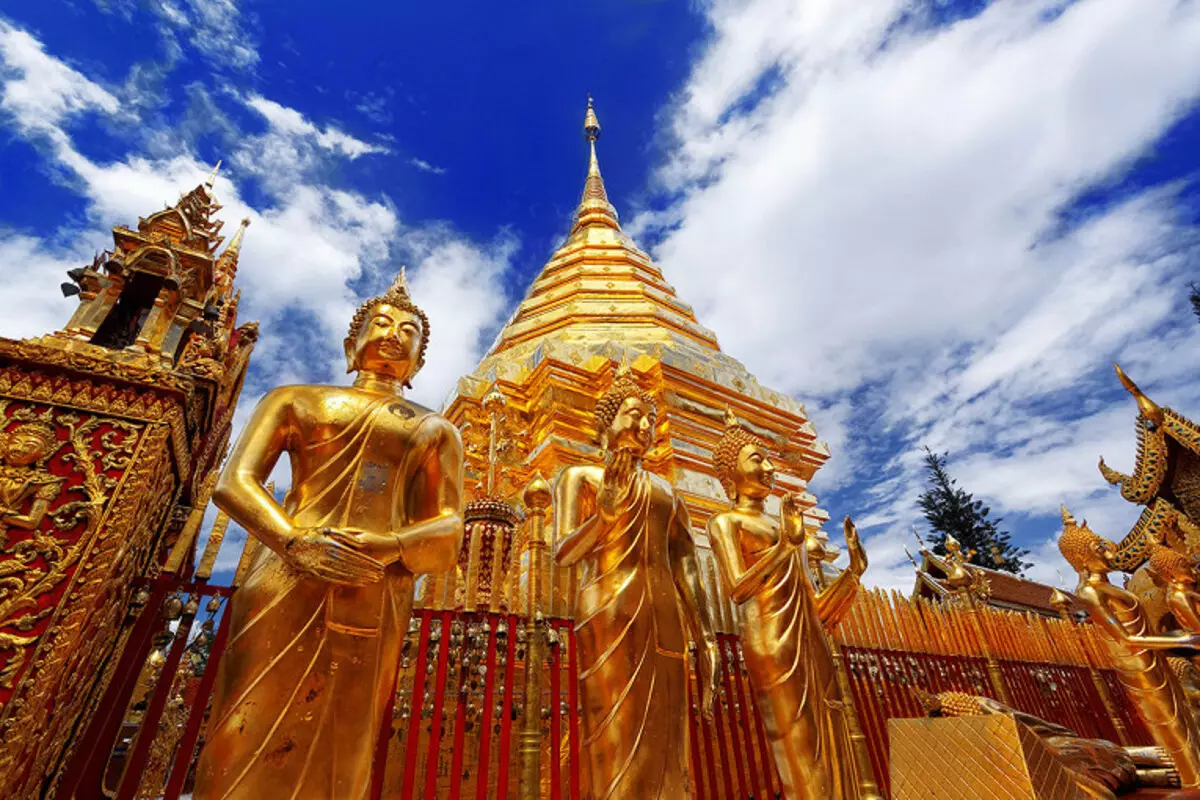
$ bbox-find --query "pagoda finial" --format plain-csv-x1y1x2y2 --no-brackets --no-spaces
206,160,222,191
216,217,250,281
572,95,619,234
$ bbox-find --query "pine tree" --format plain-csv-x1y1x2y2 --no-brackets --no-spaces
917,447,1030,575
1190,282,1200,322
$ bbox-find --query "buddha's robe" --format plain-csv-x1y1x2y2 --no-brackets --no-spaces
710,527,862,800
558,468,697,800
1093,589,1200,787
194,390,460,799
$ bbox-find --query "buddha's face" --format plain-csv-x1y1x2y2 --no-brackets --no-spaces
346,303,424,381
604,396,655,456
732,442,775,500
4,430,54,467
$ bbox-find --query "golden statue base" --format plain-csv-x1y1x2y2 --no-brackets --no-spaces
890,716,1099,800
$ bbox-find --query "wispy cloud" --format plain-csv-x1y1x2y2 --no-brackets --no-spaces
641,0,1200,590
410,157,447,175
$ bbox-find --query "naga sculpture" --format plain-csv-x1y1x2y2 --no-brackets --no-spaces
553,364,719,799
193,271,464,799
1058,505,1200,787
705,410,871,798
1099,364,1200,571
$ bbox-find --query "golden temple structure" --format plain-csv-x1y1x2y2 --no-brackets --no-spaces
1,99,1198,800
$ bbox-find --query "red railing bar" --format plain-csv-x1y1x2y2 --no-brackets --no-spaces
692,651,722,800
686,654,707,800
448,615,472,800
725,641,763,799
423,610,455,800
163,597,236,800
400,611,434,800
550,625,562,800
474,614,501,800
709,644,736,800
566,624,581,800
117,601,200,800
495,614,519,797
717,638,749,799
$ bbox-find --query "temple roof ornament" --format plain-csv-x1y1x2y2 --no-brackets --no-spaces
573,96,619,234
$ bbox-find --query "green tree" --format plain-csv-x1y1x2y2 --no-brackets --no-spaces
917,447,1030,575
1190,282,1200,322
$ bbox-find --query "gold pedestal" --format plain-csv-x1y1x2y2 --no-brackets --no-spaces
889,716,1095,800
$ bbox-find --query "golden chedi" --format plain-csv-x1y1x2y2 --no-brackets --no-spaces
553,366,719,799
705,410,870,799
194,271,464,799
1058,505,1200,787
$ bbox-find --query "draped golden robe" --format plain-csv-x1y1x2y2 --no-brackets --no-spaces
562,469,694,800
195,391,460,799
716,531,862,799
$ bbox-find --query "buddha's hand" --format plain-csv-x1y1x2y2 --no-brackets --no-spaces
327,529,402,568
781,494,805,546
597,448,636,523
844,516,868,575
699,640,719,721
285,528,385,586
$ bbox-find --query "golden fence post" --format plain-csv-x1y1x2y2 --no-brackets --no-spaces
519,473,552,800
828,630,883,799
964,594,1014,705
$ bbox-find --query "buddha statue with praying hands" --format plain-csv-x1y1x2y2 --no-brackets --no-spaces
194,271,464,800
706,409,872,799
553,363,720,799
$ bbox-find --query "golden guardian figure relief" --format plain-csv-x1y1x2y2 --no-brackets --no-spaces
705,409,872,799
193,271,464,800
553,365,720,800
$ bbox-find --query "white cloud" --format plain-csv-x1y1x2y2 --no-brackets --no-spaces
410,158,447,175
643,0,1200,588
0,21,119,137
157,0,259,70
0,20,515,439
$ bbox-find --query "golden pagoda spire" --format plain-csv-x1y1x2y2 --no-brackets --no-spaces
572,96,620,234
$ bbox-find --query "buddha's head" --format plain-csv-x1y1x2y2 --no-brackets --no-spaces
3,421,57,467
1058,505,1116,575
595,367,656,457
714,409,775,503
344,269,429,387
1149,544,1195,587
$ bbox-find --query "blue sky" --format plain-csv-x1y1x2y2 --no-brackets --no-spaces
1,0,1198,590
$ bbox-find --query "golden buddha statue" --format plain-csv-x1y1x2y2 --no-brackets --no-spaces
1058,505,1200,787
0,420,62,549
1148,542,1200,632
553,365,719,799
193,271,464,799
705,411,869,799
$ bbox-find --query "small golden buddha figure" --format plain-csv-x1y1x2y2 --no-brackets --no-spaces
706,411,868,799
194,272,464,799
0,420,62,549
918,534,989,604
1059,505,1200,787
553,366,719,799
1148,542,1200,632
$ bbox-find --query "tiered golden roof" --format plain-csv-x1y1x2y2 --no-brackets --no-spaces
443,98,831,617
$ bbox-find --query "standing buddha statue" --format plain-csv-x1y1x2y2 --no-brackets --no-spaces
193,271,464,799
553,364,719,799
1058,505,1200,788
705,410,870,798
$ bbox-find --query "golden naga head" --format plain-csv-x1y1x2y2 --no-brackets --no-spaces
1098,363,1170,504
1,420,59,467
1058,505,1117,574
1148,543,1196,586
344,268,430,387
713,408,775,501
594,362,656,455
